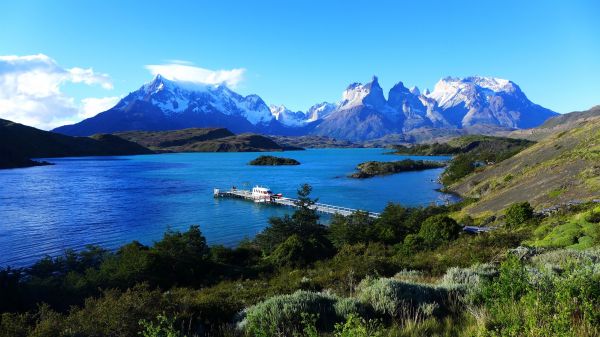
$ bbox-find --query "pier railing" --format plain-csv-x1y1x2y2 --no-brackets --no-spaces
214,188,381,218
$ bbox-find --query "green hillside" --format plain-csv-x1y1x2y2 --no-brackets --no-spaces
451,116,600,215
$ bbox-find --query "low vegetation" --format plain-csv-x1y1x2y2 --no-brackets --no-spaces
349,159,445,178
1,183,597,336
249,155,300,166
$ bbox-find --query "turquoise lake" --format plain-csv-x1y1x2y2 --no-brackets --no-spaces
0,148,455,267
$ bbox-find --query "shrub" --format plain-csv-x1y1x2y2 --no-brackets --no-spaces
585,211,600,223
479,254,600,336
333,314,384,337
418,215,461,248
440,264,496,290
504,202,534,227
243,290,343,336
355,277,445,318
139,314,183,337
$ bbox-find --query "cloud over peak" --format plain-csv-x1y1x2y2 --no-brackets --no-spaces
145,62,245,88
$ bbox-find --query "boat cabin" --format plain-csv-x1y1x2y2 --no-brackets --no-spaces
252,186,273,202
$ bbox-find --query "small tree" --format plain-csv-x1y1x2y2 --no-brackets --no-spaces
256,184,330,254
418,215,461,248
504,202,534,227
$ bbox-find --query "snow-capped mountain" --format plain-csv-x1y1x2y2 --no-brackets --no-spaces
312,76,557,140
269,105,309,127
426,76,557,129
312,77,402,140
53,74,558,141
54,75,276,136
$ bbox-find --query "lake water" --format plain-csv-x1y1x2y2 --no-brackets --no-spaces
0,148,454,267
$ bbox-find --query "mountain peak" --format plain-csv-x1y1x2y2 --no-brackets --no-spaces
341,76,386,110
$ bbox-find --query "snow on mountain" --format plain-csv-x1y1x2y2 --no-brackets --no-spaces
53,74,558,140
306,102,336,122
53,75,275,136
426,76,557,129
269,104,309,127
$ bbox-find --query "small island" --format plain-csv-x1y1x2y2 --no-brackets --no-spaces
350,159,446,178
249,155,300,166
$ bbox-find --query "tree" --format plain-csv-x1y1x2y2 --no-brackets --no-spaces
255,184,330,253
504,202,534,227
371,203,411,244
269,234,332,268
329,211,375,248
418,215,461,248
150,225,210,286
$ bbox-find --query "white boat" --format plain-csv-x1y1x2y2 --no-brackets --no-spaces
251,186,273,203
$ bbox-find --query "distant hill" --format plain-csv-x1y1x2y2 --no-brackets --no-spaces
451,111,600,215
115,128,303,152
268,135,363,149
0,118,153,169
508,106,600,141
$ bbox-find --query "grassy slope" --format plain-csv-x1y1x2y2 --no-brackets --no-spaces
116,128,302,152
508,106,600,141
451,117,600,215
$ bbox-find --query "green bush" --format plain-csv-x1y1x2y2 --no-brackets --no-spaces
418,215,461,248
139,314,184,337
243,290,344,336
479,254,600,336
355,277,446,318
333,314,384,337
585,211,600,223
504,202,534,227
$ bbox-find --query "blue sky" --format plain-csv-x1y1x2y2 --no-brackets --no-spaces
0,0,599,128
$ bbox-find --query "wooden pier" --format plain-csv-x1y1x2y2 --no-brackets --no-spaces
214,188,381,218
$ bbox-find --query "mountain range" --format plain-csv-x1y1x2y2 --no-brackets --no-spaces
53,75,559,141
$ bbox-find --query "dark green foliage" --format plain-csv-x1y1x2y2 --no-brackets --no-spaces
350,159,445,178
328,211,376,247
505,202,534,227
248,155,300,165
418,215,461,248
269,234,332,268
150,225,210,286
585,211,600,223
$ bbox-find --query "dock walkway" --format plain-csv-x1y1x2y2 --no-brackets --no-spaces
214,188,381,218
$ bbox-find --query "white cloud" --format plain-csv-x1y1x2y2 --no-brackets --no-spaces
79,96,121,119
145,63,245,88
0,54,116,130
